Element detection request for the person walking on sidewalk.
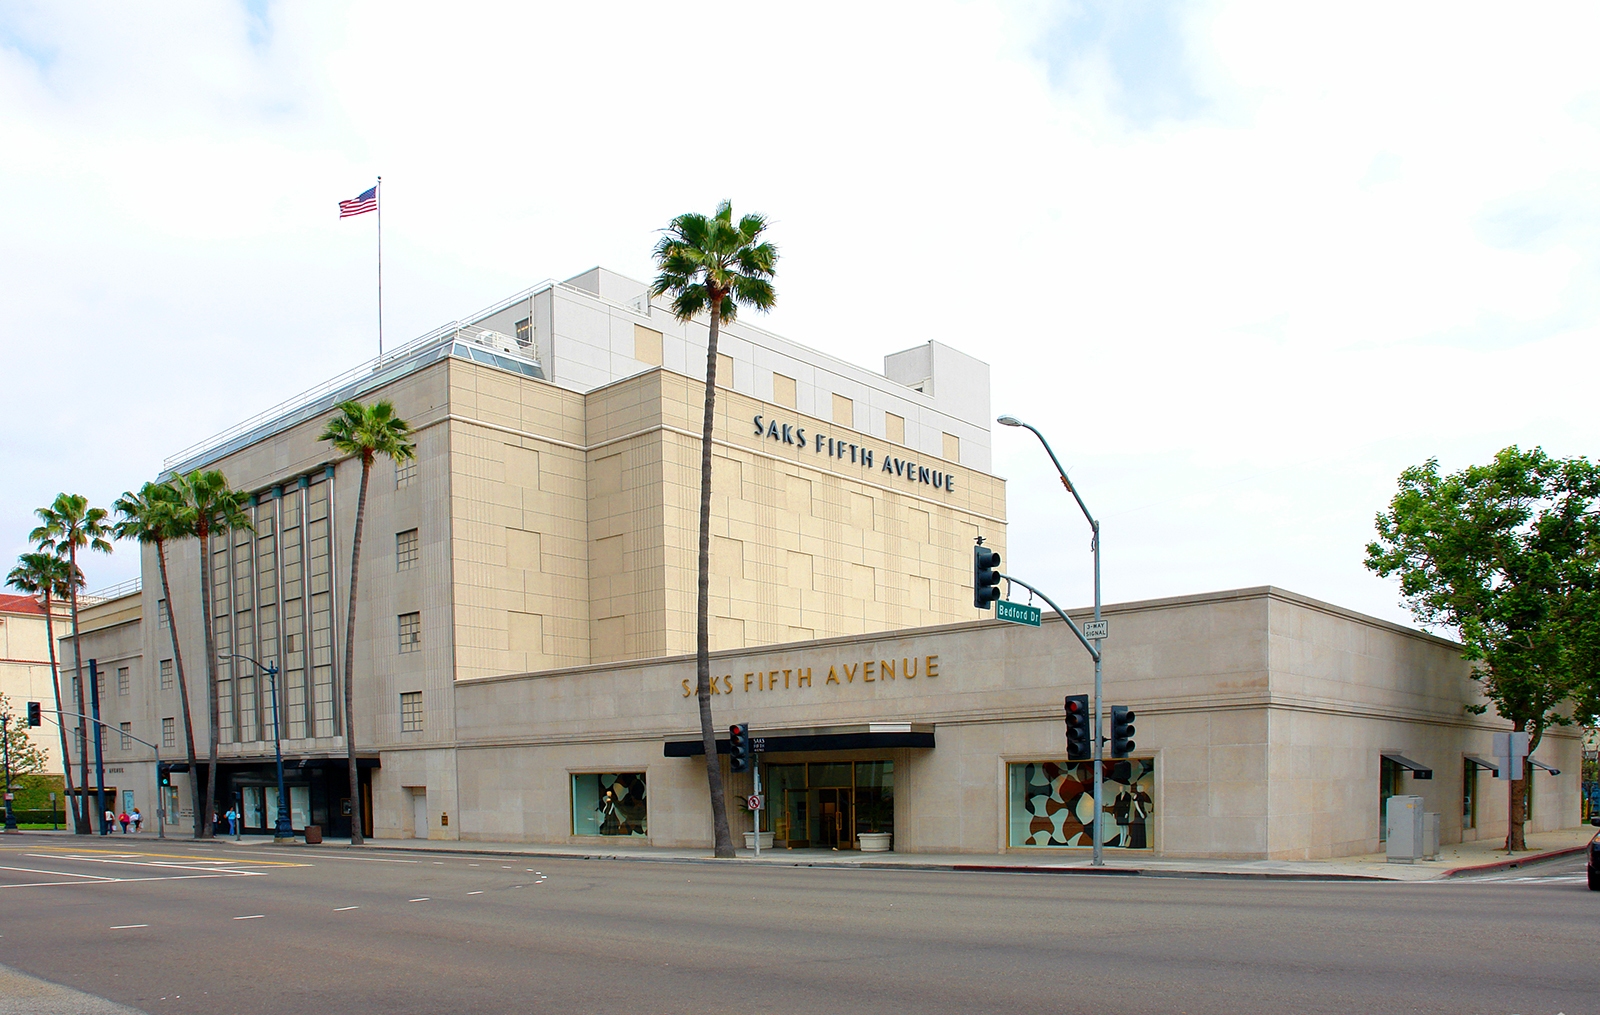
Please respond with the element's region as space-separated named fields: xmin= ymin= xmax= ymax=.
xmin=118 ymin=811 xmax=130 ymax=833
xmin=131 ymin=808 xmax=142 ymax=833
xmin=103 ymin=809 xmax=116 ymax=835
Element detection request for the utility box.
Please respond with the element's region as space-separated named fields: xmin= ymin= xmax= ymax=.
xmin=1386 ymin=795 xmax=1424 ymax=863
xmin=1423 ymin=812 xmax=1440 ymax=860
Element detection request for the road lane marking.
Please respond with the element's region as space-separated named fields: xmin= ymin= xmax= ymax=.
xmin=110 ymin=924 xmax=149 ymax=930
xmin=0 ymin=863 xmax=117 ymax=881
xmin=233 ymin=915 xmax=265 ymax=920
xmin=409 ymin=898 xmax=429 ymax=902
xmin=335 ymin=906 xmax=359 ymax=911
xmin=467 ymin=891 xmax=483 ymax=895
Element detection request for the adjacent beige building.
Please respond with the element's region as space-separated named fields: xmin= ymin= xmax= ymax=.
xmin=0 ymin=592 xmax=71 ymax=776
xmin=61 ymin=266 xmax=1578 ymax=856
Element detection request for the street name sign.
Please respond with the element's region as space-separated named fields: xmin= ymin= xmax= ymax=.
xmin=1082 ymin=620 xmax=1109 ymax=640
xmin=996 ymin=600 xmax=1042 ymax=627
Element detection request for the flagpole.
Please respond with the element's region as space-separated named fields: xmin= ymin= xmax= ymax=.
xmin=376 ymin=176 xmax=384 ymax=360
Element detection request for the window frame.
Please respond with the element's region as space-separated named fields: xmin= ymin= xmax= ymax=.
xmin=398 ymin=612 xmax=422 ymax=654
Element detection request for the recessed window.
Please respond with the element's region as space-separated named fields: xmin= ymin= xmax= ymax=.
xmin=885 ymin=413 xmax=905 ymax=445
xmin=832 ymin=393 xmax=854 ymax=427
xmin=161 ymin=717 xmax=176 ymax=749
xmin=396 ymin=529 xmax=419 ymax=570
xmin=398 ymin=612 xmax=422 ymax=653
xmin=572 ymin=772 xmax=648 ymax=837
xmin=772 ymin=373 xmax=797 ymax=408
xmin=400 ymin=691 xmax=423 ymax=733
xmin=515 ymin=317 xmax=533 ymax=348
xmin=160 ymin=659 xmax=174 ymax=690
xmin=157 ymin=599 xmax=169 ymax=627
xmin=396 ymin=458 xmax=418 ymax=489
xmin=1462 ymin=760 xmax=1478 ymax=829
xmin=716 ymin=353 xmax=733 ymax=388
xmin=120 ymin=722 xmax=132 ymax=751
xmin=1008 ymin=760 xmax=1154 ymax=849
xmin=943 ymin=432 xmax=961 ymax=463
xmin=117 ymin=666 xmax=130 ymax=696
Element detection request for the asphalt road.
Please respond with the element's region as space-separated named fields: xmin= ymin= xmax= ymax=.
xmin=0 ymin=835 xmax=1595 ymax=1015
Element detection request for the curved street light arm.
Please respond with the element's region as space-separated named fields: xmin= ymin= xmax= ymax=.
xmin=998 ymin=572 xmax=1100 ymax=662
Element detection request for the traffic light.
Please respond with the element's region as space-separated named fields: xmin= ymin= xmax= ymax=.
xmin=1064 ymin=694 xmax=1091 ymax=762
xmin=728 ymin=723 xmax=751 ymax=773
xmin=1110 ymin=705 xmax=1136 ymax=758
xmin=26 ymin=701 xmax=42 ymax=727
xmin=974 ymin=544 xmax=1001 ymax=609
xmin=158 ymin=763 xmax=171 ymax=787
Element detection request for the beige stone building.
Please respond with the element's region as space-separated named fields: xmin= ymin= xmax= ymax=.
xmin=0 ymin=592 xmax=72 ymax=777
xmin=61 ymin=267 xmax=1578 ymax=855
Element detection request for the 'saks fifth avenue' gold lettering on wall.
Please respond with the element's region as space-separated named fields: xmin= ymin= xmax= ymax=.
xmin=753 ymin=414 xmax=955 ymax=493
xmin=680 ymin=655 xmax=940 ymax=697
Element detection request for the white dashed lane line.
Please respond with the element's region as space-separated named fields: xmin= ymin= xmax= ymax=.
xmin=409 ymin=898 xmax=430 ymax=903
xmin=335 ymin=906 xmax=359 ymax=911
xmin=468 ymin=891 xmax=483 ymax=895
xmin=110 ymin=924 xmax=149 ymax=930
xmin=232 ymin=915 xmax=265 ymax=921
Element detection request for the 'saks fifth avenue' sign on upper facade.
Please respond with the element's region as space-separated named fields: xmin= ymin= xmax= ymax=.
xmin=753 ymin=414 xmax=957 ymax=493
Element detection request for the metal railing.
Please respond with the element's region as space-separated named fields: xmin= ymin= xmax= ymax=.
xmin=80 ymin=577 xmax=142 ymax=606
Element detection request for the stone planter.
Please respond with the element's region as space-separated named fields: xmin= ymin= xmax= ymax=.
xmin=743 ymin=831 xmax=774 ymax=849
xmin=858 ymin=831 xmax=893 ymax=852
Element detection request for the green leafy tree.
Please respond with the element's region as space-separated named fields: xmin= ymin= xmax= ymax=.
xmin=114 ymin=481 xmax=202 ymax=836
xmin=5 ymin=552 xmax=79 ymax=827
xmin=29 ymin=493 xmax=112 ymax=833
xmin=651 ymin=200 xmax=777 ymax=858
xmin=1 ymin=691 xmax=50 ymax=777
xmin=319 ymin=399 xmax=416 ymax=845
xmin=171 ymin=470 xmax=253 ymax=838
xmin=1365 ymin=446 xmax=1600 ymax=850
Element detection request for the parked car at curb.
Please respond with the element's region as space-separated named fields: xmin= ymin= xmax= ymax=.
xmin=1588 ymin=818 xmax=1600 ymax=891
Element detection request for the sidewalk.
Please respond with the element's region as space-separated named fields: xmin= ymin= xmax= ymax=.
xmin=188 ymin=825 xmax=1596 ymax=882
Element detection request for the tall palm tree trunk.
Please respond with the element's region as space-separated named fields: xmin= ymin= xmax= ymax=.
xmin=342 ymin=458 xmax=371 ymax=844
xmin=155 ymin=539 xmax=202 ymax=838
xmin=198 ymin=520 xmax=218 ymax=838
xmin=68 ymin=546 xmax=91 ymax=835
xmin=42 ymin=595 xmax=80 ymax=830
xmin=697 ymin=305 xmax=734 ymax=858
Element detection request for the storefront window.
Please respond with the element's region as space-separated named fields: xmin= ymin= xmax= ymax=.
xmin=1007 ymin=760 xmax=1155 ymax=849
xmin=572 ymin=772 xmax=648 ymax=837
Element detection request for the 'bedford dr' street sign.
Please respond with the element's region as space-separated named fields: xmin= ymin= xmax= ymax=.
xmin=996 ymin=600 xmax=1042 ymax=627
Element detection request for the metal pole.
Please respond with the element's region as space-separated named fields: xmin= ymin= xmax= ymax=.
xmin=90 ymin=660 xmax=107 ymax=835
xmin=2 ymin=713 xmax=16 ymax=832
xmin=270 ymin=663 xmax=291 ymax=841
xmin=155 ymin=748 xmax=164 ymax=840
xmin=376 ymin=175 xmax=383 ymax=360
xmin=752 ymin=752 xmax=762 ymax=858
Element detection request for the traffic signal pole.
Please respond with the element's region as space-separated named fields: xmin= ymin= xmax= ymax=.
xmin=996 ymin=415 xmax=1106 ymax=867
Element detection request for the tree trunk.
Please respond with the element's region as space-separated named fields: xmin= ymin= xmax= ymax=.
xmin=42 ymin=594 xmax=80 ymax=830
xmin=1505 ymin=720 xmax=1529 ymax=852
xmin=697 ymin=303 xmax=734 ymax=858
xmin=68 ymin=545 xmax=90 ymax=834
xmin=198 ymin=519 xmax=218 ymax=839
xmin=155 ymin=538 xmax=201 ymax=838
xmin=343 ymin=457 xmax=370 ymax=845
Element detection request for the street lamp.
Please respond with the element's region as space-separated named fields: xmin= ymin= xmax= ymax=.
xmin=997 ymin=414 xmax=1107 ymax=867
xmin=227 ymin=653 xmax=292 ymax=843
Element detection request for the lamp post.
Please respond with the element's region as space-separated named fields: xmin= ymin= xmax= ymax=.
xmin=997 ymin=414 xmax=1107 ymax=867
xmin=2 ymin=712 xmax=16 ymax=833
xmin=227 ymin=654 xmax=292 ymax=842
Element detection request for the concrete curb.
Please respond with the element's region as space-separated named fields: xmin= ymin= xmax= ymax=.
xmin=1438 ymin=843 xmax=1590 ymax=879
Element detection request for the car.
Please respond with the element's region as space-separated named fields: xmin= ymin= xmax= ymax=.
xmin=1590 ymin=818 xmax=1600 ymax=891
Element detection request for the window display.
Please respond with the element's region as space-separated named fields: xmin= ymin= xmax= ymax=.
xmin=572 ymin=772 xmax=648 ymax=836
xmin=1008 ymin=759 xmax=1154 ymax=848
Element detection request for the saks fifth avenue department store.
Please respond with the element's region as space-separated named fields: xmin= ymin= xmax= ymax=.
xmin=71 ymin=267 xmax=1578 ymax=859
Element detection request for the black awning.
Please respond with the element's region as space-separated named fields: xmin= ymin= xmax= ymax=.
xmin=665 ymin=723 xmax=935 ymax=757
xmin=1383 ymin=753 xmax=1433 ymax=779
xmin=1465 ymin=755 xmax=1500 ymax=775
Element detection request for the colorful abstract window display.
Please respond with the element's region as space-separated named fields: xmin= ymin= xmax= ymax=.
xmin=572 ymin=772 xmax=648 ymax=836
xmin=1008 ymin=760 xmax=1155 ymax=848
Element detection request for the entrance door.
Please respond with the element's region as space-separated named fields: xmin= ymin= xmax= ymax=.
xmin=815 ymin=789 xmax=854 ymax=850
xmin=410 ymin=788 xmax=427 ymax=839
xmin=782 ymin=788 xmax=810 ymax=848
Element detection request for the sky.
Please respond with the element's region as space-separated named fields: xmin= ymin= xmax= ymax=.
xmin=2 ymin=1 xmax=1598 ymax=629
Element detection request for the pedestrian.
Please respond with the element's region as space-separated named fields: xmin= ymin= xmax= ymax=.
xmin=118 ymin=811 xmax=130 ymax=833
xmin=131 ymin=807 xmax=142 ymax=833
xmin=103 ymin=808 xmax=115 ymax=835
xmin=226 ymin=806 xmax=238 ymax=836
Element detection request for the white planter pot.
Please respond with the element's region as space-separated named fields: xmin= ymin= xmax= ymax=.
xmin=858 ymin=832 xmax=893 ymax=852
xmin=743 ymin=831 xmax=774 ymax=849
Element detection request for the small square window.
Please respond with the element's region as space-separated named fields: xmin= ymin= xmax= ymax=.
xmin=400 ymin=691 xmax=423 ymax=732
xmin=160 ymin=659 xmax=174 ymax=690
xmin=396 ymin=458 xmax=418 ymax=489
xmin=161 ymin=717 xmax=176 ymax=749
xmin=398 ymin=612 xmax=421 ymax=653
xmin=120 ymin=722 xmax=133 ymax=751
xmin=117 ymin=666 xmax=130 ymax=696
xmin=396 ymin=529 xmax=420 ymax=570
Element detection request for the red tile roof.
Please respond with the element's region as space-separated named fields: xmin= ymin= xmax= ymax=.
xmin=0 ymin=593 xmax=46 ymax=616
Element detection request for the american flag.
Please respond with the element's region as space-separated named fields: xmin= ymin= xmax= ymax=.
xmin=339 ymin=186 xmax=377 ymax=218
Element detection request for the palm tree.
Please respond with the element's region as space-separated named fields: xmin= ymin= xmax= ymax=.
xmin=651 ymin=200 xmax=777 ymax=858
xmin=30 ymin=493 xmax=113 ymax=834
xmin=113 ymin=481 xmax=201 ymax=837
xmin=319 ymin=399 xmax=415 ymax=845
xmin=7 ymin=552 xmax=80 ymax=830
xmin=171 ymin=470 xmax=253 ymax=838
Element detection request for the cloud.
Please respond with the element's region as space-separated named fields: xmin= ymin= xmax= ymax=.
xmin=1 ymin=0 xmax=1597 ymax=628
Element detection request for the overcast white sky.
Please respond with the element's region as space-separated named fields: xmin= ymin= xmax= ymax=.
xmin=3 ymin=1 xmax=1597 ymax=628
